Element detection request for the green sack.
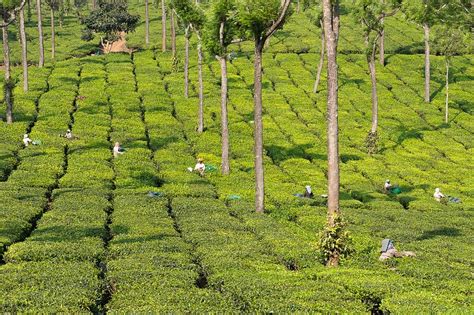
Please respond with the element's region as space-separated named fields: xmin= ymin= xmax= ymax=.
xmin=205 ymin=164 xmax=218 ymax=172
xmin=390 ymin=187 xmax=402 ymax=194
xmin=228 ymin=195 xmax=241 ymax=201
xmin=32 ymin=140 xmax=42 ymax=145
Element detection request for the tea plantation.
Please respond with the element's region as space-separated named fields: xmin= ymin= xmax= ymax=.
xmin=0 ymin=2 xmax=472 ymax=313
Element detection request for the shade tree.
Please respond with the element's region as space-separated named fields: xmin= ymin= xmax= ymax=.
xmin=237 ymin=0 xmax=292 ymax=213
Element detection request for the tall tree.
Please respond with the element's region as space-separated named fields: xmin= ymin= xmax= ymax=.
xmin=173 ymin=0 xmax=206 ymax=132
xmin=204 ymin=0 xmax=238 ymax=174
xmin=162 ymin=0 xmax=167 ymax=51
xmin=36 ymin=0 xmax=44 ymax=67
xmin=145 ymin=0 xmax=150 ymax=45
xmin=19 ymin=5 xmax=28 ymax=92
xmin=303 ymin=1 xmax=324 ymax=93
xmin=238 ymin=0 xmax=292 ymax=213
xmin=1 ymin=0 xmax=27 ymax=124
xmin=403 ymin=0 xmax=444 ymax=103
xmin=81 ymin=1 xmax=139 ymax=52
xmin=46 ymin=0 xmax=61 ymax=60
xmin=322 ymin=0 xmax=340 ymax=266
xmin=170 ymin=9 xmax=176 ymax=59
xmin=433 ymin=1 xmax=471 ymax=124
xmin=352 ymin=0 xmax=401 ymax=154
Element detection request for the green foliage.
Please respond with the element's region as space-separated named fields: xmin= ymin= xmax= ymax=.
xmin=203 ymin=0 xmax=238 ymax=57
xmin=236 ymin=0 xmax=287 ymax=39
xmin=171 ymin=0 xmax=205 ymax=31
xmin=318 ymin=214 xmax=353 ymax=265
xmin=82 ymin=1 xmax=139 ymax=42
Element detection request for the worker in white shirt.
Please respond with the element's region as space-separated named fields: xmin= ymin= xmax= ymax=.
xmin=433 ymin=188 xmax=445 ymax=202
xmin=194 ymin=158 xmax=205 ymax=177
xmin=113 ymin=142 xmax=124 ymax=158
xmin=23 ymin=134 xmax=32 ymax=146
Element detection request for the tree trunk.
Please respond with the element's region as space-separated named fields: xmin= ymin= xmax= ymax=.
xmin=3 ymin=25 xmax=13 ymax=124
xmin=92 ymin=0 xmax=96 ymax=10
xmin=296 ymin=0 xmax=300 ymax=13
xmin=423 ymin=23 xmax=430 ymax=103
xmin=219 ymin=56 xmax=230 ymax=175
xmin=313 ymin=23 xmax=325 ymax=93
xmin=445 ymin=59 xmax=449 ymax=124
xmin=379 ymin=23 xmax=385 ymax=65
xmin=219 ymin=21 xmax=230 ymax=175
xmin=184 ymin=28 xmax=189 ymax=98
xmin=37 ymin=0 xmax=44 ymax=67
xmin=50 ymin=9 xmax=55 ymax=60
xmin=197 ymin=41 xmax=204 ymax=133
xmin=254 ymin=41 xmax=265 ymax=213
xmin=170 ymin=10 xmax=176 ymax=58
xmin=20 ymin=7 xmax=28 ymax=92
xmin=145 ymin=0 xmax=149 ymax=45
xmin=322 ymin=0 xmax=340 ymax=267
xmin=368 ymin=52 xmax=378 ymax=134
xmin=161 ymin=0 xmax=166 ymax=52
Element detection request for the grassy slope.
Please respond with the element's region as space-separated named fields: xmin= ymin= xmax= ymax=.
xmin=0 ymin=1 xmax=473 ymax=312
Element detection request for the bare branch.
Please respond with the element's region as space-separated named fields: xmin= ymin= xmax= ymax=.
xmin=264 ymin=0 xmax=291 ymax=40
xmin=0 ymin=0 xmax=27 ymax=27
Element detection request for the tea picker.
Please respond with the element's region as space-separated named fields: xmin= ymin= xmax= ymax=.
xmin=23 ymin=134 xmax=32 ymax=146
xmin=113 ymin=142 xmax=125 ymax=158
xmin=379 ymin=239 xmax=416 ymax=261
xmin=434 ymin=188 xmax=461 ymax=204
xmin=384 ymin=180 xmax=401 ymax=195
xmin=294 ymin=185 xmax=314 ymax=198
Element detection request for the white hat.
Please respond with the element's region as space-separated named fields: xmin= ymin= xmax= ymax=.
xmin=24 ymin=134 xmax=28 ymax=138
xmin=305 ymin=185 xmax=312 ymax=193
xmin=435 ymin=188 xmax=440 ymax=192
xmin=385 ymin=179 xmax=390 ymax=183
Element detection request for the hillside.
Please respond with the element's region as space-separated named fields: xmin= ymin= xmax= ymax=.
xmin=0 ymin=1 xmax=473 ymax=313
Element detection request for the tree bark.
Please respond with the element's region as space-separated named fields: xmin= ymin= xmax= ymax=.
xmin=3 ymin=25 xmax=13 ymax=124
xmin=19 ymin=7 xmax=28 ymax=92
xmin=37 ymin=0 xmax=44 ymax=67
xmin=219 ymin=56 xmax=230 ymax=175
xmin=322 ymin=0 xmax=340 ymax=267
xmin=161 ymin=0 xmax=166 ymax=52
xmin=423 ymin=23 xmax=430 ymax=103
xmin=219 ymin=21 xmax=230 ymax=175
xmin=170 ymin=10 xmax=176 ymax=58
xmin=92 ymin=0 xmax=96 ymax=10
xmin=197 ymin=41 xmax=204 ymax=133
xmin=445 ymin=59 xmax=449 ymax=124
xmin=184 ymin=27 xmax=189 ymax=98
xmin=379 ymin=20 xmax=385 ymax=65
xmin=368 ymin=51 xmax=378 ymax=133
xmin=254 ymin=40 xmax=265 ymax=213
xmin=50 ymin=8 xmax=55 ymax=60
xmin=313 ymin=22 xmax=325 ymax=93
xmin=145 ymin=0 xmax=149 ymax=45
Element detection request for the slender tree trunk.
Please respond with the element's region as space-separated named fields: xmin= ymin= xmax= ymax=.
xmin=424 ymin=23 xmax=430 ymax=103
xmin=297 ymin=0 xmax=300 ymax=13
xmin=197 ymin=41 xmax=204 ymax=133
xmin=3 ymin=25 xmax=13 ymax=124
xmin=20 ymin=7 xmax=28 ymax=92
xmin=379 ymin=21 xmax=385 ymax=65
xmin=322 ymin=0 xmax=340 ymax=267
xmin=445 ymin=59 xmax=449 ymax=124
xmin=50 ymin=9 xmax=55 ymax=60
xmin=92 ymin=0 xmax=96 ymax=10
xmin=368 ymin=52 xmax=378 ymax=133
xmin=254 ymin=41 xmax=265 ymax=213
xmin=161 ymin=0 xmax=166 ymax=52
xmin=170 ymin=10 xmax=176 ymax=58
xmin=219 ymin=21 xmax=230 ymax=175
xmin=145 ymin=0 xmax=149 ymax=45
xmin=313 ymin=23 xmax=325 ymax=93
xmin=184 ymin=28 xmax=189 ymax=98
xmin=37 ymin=0 xmax=44 ymax=67
xmin=219 ymin=56 xmax=230 ymax=175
